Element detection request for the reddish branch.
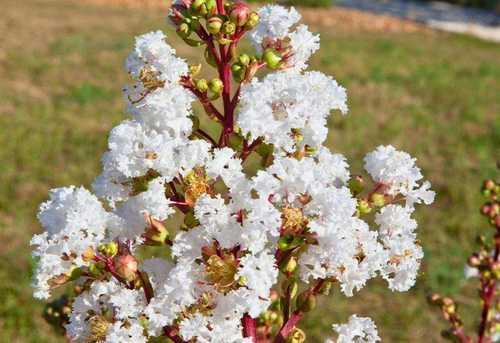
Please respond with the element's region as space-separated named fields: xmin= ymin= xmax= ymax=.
xmin=273 ymin=280 xmax=326 ymax=343
xmin=242 ymin=314 xmax=258 ymax=342
xmin=478 ymin=237 xmax=500 ymax=343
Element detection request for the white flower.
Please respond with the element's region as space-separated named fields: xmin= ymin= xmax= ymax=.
xmin=250 ymin=5 xmax=301 ymax=50
xmin=124 ymin=31 xmax=194 ymax=137
xmin=238 ymin=71 xmax=347 ymax=153
xmin=126 ymin=30 xmax=188 ymax=84
xmin=66 ymin=280 xmax=147 ymax=343
xmin=364 ymin=145 xmax=435 ymax=207
xmin=287 ymin=24 xmax=320 ymax=71
xmin=111 ymin=178 xmax=174 ymax=240
xmin=250 ymin=5 xmax=319 ymax=71
xmin=330 ymin=315 xmax=380 ymax=343
xmin=375 ymin=205 xmax=423 ymax=291
xmin=31 ymin=186 xmax=109 ymax=299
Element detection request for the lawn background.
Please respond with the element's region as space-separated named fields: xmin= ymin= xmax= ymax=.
xmin=0 ymin=0 xmax=499 ymax=341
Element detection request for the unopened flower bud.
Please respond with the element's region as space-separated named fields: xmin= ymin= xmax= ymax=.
xmin=98 ymin=242 xmax=118 ymax=257
xmin=144 ymin=217 xmax=169 ymax=245
xmin=287 ymin=328 xmax=306 ymax=343
xmin=297 ymin=291 xmax=316 ymax=312
xmin=222 ymin=21 xmax=236 ymax=35
xmin=357 ymin=199 xmax=372 ymax=215
xmin=114 ymin=255 xmax=138 ymax=282
xmin=230 ymin=1 xmax=251 ymax=26
xmin=245 ymin=12 xmax=260 ymax=30
xmin=189 ymin=63 xmax=202 ymax=76
xmin=207 ymin=16 xmax=223 ymax=34
xmin=263 ymin=49 xmax=282 ymax=70
xmin=205 ymin=0 xmax=216 ymax=14
xmin=231 ymin=63 xmax=245 ymax=82
xmin=191 ymin=0 xmax=205 ymax=11
xmin=238 ymin=54 xmax=251 ymax=66
xmin=208 ymin=78 xmax=223 ymax=94
xmin=370 ymin=193 xmax=386 ymax=207
xmin=177 ymin=22 xmax=191 ymax=38
xmin=195 ymin=79 xmax=209 ymax=93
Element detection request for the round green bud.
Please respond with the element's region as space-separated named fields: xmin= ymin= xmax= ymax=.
xmin=370 ymin=193 xmax=386 ymax=207
xmin=263 ymin=49 xmax=282 ymax=70
xmin=191 ymin=0 xmax=206 ymax=11
xmin=222 ymin=21 xmax=236 ymax=35
xmin=245 ymin=12 xmax=260 ymax=30
xmin=195 ymin=79 xmax=209 ymax=93
xmin=177 ymin=22 xmax=191 ymax=38
xmin=207 ymin=16 xmax=223 ymax=34
xmin=357 ymin=199 xmax=372 ymax=215
xmin=208 ymin=78 xmax=223 ymax=94
xmin=238 ymin=54 xmax=251 ymax=66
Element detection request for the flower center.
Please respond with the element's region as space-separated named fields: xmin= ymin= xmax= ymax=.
xmin=205 ymin=254 xmax=239 ymax=294
xmin=281 ymin=206 xmax=308 ymax=234
xmin=185 ymin=167 xmax=212 ymax=206
xmin=87 ymin=315 xmax=110 ymax=343
xmin=139 ymin=68 xmax=165 ymax=91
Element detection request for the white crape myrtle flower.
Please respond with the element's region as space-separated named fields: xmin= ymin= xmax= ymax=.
xmin=66 ymin=279 xmax=148 ymax=343
xmin=287 ymin=24 xmax=321 ymax=71
xmin=146 ymin=178 xmax=279 ymax=340
xmin=110 ymin=178 xmax=175 ymax=240
xmin=126 ymin=30 xmax=188 ymax=84
xmin=364 ymin=145 xmax=436 ymax=208
xmin=93 ymin=118 xmax=211 ymax=207
xmin=250 ymin=5 xmax=301 ymax=50
xmin=375 ymin=204 xmax=423 ymax=291
xmin=251 ymin=151 xmax=385 ymax=296
xmin=328 ymin=315 xmax=380 ymax=343
xmin=124 ymin=30 xmax=194 ymax=136
xmin=250 ymin=5 xmax=319 ymax=71
xmin=31 ymin=186 xmax=110 ymax=299
xmin=238 ymin=71 xmax=347 ymax=153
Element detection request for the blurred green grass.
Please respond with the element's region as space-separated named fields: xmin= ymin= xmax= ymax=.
xmin=0 ymin=0 xmax=499 ymax=341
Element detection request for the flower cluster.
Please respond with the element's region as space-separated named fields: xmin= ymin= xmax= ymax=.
xmin=430 ymin=177 xmax=500 ymax=343
xmin=31 ymin=1 xmax=435 ymax=342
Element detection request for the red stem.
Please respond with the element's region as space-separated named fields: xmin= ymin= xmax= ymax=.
xmin=216 ymin=0 xmax=225 ymax=14
xmin=273 ymin=280 xmax=326 ymax=343
xmin=274 ymin=312 xmax=302 ymax=343
xmin=477 ymin=238 xmax=500 ymax=343
xmin=242 ymin=314 xmax=258 ymax=342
